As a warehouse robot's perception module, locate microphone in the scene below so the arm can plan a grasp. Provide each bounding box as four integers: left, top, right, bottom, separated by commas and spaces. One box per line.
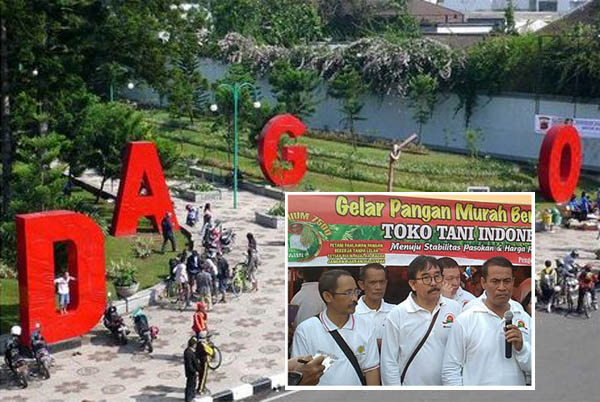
504, 310, 513, 359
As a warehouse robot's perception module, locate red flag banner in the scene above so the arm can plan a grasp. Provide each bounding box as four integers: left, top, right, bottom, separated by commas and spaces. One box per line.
287, 194, 532, 267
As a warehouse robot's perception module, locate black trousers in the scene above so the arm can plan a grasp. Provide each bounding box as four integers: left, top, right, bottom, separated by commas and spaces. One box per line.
185, 374, 197, 402
161, 234, 176, 252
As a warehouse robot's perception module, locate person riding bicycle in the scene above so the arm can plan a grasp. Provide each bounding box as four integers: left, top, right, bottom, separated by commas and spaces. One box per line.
192, 302, 209, 340
4, 326, 26, 372
577, 264, 599, 314
537, 260, 558, 307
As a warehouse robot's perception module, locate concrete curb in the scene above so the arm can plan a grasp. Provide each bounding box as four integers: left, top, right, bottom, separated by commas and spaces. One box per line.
189, 166, 284, 201
194, 372, 285, 402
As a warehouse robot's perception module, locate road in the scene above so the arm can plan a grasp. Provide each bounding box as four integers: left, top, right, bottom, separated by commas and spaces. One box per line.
254, 226, 600, 402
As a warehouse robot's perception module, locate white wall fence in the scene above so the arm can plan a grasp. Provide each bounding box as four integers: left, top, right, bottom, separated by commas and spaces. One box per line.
126, 58, 600, 171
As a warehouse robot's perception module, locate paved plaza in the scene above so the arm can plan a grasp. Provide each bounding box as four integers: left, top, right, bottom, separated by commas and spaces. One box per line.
0, 172, 286, 401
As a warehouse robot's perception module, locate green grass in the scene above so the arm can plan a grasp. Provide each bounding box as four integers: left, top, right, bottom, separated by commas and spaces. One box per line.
143, 110, 537, 192
144, 109, 600, 212
0, 188, 190, 333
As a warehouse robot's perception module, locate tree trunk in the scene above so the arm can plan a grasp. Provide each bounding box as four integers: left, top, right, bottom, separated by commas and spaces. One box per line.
96, 174, 107, 204
387, 156, 395, 192
1, 17, 11, 222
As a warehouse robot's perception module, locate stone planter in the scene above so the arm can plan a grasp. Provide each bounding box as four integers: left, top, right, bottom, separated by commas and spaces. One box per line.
115, 282, 140, 299
255, 211, 284, 229
178, 188, 222, 203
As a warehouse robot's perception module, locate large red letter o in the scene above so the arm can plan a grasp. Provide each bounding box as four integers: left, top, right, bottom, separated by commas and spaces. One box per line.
258, 114, 307, 186
538, 125, 582, 203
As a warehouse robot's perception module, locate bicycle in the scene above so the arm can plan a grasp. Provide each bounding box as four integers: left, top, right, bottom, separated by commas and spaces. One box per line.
200, 332, 222, 370
176, 282, 191, 311
156, 276, 177, 306
231, 263, 251, 295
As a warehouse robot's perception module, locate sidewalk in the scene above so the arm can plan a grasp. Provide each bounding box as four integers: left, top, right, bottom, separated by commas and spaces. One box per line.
0, 170, 286, 401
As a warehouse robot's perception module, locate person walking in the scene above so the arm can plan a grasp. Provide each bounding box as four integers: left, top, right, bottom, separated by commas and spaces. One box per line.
160, 212, 176, 253
246, 233, 259, 292
183, 337, 201, 402
216, 253, 230, 303
196, 267, 213, 311
195, 334, 209, 396
192, 302, 208, 339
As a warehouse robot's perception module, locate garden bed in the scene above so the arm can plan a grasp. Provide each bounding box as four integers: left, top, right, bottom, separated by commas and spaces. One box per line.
177, 187, 222, 203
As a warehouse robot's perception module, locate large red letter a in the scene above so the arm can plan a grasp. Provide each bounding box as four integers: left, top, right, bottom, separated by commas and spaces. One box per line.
111, 141, 179, 236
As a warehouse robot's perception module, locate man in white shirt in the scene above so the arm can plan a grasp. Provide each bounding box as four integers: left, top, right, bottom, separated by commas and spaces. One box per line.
438, 257, 475, 308
291, 269, 380, 385
355, 263, 395, 349
442, 256, 532, 386
381, 256, 461, 386
290, 268, 326, 327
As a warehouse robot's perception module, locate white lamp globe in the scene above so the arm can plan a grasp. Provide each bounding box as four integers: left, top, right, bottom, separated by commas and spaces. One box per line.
210, 104, 218, 112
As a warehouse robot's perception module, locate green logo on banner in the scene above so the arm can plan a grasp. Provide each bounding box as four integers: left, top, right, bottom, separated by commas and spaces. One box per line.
288, 222, 322, 262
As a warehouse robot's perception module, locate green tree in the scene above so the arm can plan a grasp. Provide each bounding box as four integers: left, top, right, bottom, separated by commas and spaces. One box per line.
328, 67, 368, 148
504, 1, 517, 35
211, 0, 323, 46
257, 0, 323, 46
165, 4, 210, 124
407, 73, 438, 144
80, 102, 152, 202
269, 61, 320, 120
212, 65, 260, 164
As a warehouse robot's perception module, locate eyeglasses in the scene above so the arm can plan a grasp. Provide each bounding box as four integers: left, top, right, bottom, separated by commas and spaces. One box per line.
414, 274, 443, 285
332, 289, 362, 297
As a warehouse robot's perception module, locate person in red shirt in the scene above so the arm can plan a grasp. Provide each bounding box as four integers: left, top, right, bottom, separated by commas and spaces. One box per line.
192, 302, 208, 339
577, 265, 598, 314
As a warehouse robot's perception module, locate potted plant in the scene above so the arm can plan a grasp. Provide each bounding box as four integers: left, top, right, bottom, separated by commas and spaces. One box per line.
109, 258, 139, 299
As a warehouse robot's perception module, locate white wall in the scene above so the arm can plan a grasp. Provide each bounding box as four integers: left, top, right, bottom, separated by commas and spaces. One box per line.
127, 58, 600, 171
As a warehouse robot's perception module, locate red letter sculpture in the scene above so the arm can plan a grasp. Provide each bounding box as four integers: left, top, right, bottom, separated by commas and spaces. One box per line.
538, 125, 582, 203
16, 211, 105, 344
111, 141, 179, 236
258, 114, 307, 186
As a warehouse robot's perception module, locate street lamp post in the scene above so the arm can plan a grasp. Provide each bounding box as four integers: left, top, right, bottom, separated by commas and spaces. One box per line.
211, 82, 261, 209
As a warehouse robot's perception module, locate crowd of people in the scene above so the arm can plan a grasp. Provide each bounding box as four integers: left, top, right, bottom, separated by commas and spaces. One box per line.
566, 190, 600, 222
537, 251, 599, 314
288, 256, 532, 386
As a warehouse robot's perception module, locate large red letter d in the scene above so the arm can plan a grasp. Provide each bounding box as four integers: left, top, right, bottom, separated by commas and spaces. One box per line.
16, 211, 105, 344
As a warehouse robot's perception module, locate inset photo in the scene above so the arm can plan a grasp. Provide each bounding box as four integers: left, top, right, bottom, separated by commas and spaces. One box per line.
286, 192, 534, 389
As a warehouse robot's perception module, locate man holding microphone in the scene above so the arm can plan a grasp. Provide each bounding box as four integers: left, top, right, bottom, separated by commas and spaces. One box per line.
442, 256, 531, 385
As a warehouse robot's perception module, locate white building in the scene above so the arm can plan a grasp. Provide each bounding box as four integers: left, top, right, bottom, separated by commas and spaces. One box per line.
439, 0, 590, 13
